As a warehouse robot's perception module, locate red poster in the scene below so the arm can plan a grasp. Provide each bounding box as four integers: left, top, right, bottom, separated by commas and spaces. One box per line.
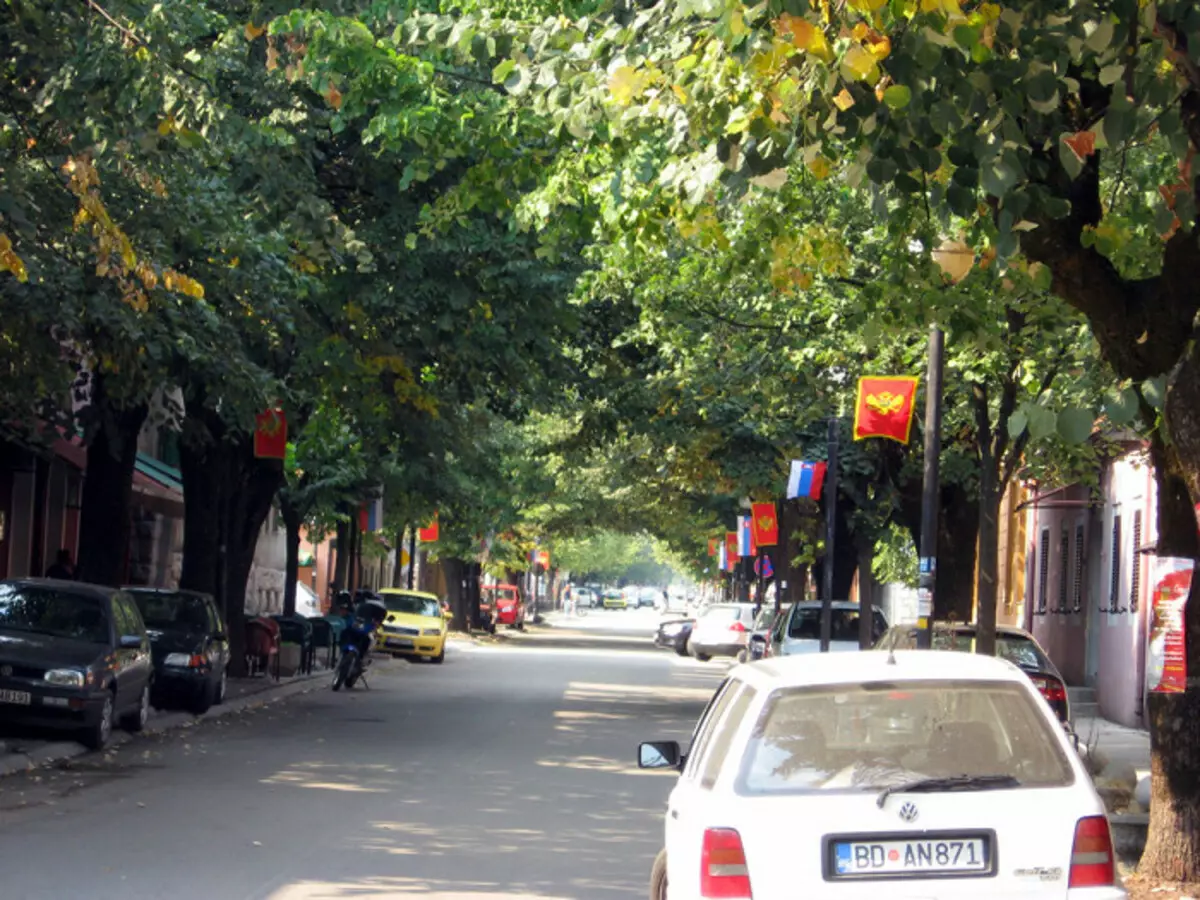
418, 514, 439, 542
253, 409, 287, 459
1147, 557, 1193, 694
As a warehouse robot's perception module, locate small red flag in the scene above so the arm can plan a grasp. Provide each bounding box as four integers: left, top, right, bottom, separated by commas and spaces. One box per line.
253, 409, 287, 459
418, 514, 439, 542
725, 531, 738, 564
751, 502, 779, 547
536, 550, 551, 569
853, 376, 918, 443
707, 538, 719, 557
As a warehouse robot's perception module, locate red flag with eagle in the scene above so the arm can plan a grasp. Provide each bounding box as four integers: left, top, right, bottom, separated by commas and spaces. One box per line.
750, 502, 779, 547
853, 376, 919, 443
253, 409, 287, 459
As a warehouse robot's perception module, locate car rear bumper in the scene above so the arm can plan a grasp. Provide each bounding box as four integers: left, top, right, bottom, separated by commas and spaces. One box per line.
153, 668, 209, 701
691, 641, 745, 658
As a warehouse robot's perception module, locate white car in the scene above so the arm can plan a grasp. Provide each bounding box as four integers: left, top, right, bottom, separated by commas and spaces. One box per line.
689, 603, 758, 662
770, 600, 888, 656
639, 651, 1122, 900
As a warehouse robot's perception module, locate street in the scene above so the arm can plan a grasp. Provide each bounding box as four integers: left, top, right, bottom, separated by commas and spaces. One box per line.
0, 612, 722, 899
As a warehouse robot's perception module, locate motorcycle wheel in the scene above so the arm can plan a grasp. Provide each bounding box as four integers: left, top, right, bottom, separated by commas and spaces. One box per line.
332, 652, 355, 691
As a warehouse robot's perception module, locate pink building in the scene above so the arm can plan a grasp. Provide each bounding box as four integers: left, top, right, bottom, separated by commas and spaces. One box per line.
1022, 441, 1156, 728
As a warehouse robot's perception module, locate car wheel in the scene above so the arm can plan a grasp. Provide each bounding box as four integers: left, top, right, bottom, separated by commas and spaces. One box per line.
693, 647, 711, 661
121, 684, 151, 732
516, 621, 525, 631
431, 645, 445, 664
649, 849, 667, 900
214, 667, 227, 705
674, 639, 690, 658
736, 649, 749, 664
82, 692, 115, 751
192, 675, 217, 716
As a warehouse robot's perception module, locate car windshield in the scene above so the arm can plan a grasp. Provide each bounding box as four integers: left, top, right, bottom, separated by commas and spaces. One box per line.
0, 584, 110, 644
737, 679, 1073, 796
753, 607, 779, 630
381, 593, 441, 618
132, 593, 210, 631
789, 607, 884, 642
933, 631, 1054, 672
702, 605, 745, 622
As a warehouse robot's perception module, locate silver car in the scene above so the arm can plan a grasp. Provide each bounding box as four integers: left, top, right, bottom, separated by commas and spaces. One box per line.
769, 601, 887, 657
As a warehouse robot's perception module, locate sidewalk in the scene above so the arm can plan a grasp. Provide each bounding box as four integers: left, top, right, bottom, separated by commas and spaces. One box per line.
0, 668, 328, 778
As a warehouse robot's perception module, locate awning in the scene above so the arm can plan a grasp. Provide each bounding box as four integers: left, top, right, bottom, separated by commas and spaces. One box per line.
52, 437, 184, 517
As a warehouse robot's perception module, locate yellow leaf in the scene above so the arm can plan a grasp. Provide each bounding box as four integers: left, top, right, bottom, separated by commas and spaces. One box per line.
671, 83, 690, 104
608, 66, 645, 105
266, 40, 279, 72
0, 234, 28, 283
866, 33, 891, 60
157, 117, 175, 135
808, 156, 832, 179
841, 44, 878, 81
729, 9, 747, 37
932, 239, 974, 282
776, 13, 815, 50
325, 83, 343, 109
832, 88, 855, 110
849, 0, 888, 10
244, 22, 266, 40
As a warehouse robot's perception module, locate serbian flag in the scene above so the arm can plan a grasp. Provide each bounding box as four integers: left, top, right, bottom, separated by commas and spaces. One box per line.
853, 376, 919, 443
787, 460, 827, 500
725, 531, 738, 564
359, 497, 383, 533
253, 409, 287, 459
418, 514, 439, 542
737, 516, 756, 557
751, 502, 778, 547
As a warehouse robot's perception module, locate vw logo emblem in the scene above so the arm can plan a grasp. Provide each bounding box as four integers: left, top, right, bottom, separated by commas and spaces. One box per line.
0, 665, 11, 677
898, 802, 919, 823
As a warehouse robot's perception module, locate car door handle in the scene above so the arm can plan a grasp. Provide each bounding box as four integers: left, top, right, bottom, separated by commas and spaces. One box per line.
669, 808, 679, 819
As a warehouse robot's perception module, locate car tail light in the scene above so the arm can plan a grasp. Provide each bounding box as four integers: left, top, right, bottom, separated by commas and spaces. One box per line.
730, 622, 746, 633
1068, 816, 1115, 887
701, 828, 752, 898
1030, 674, 1068, 704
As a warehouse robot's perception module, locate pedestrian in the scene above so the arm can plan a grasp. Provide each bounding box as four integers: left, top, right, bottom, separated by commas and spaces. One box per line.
44, 548, 75, 580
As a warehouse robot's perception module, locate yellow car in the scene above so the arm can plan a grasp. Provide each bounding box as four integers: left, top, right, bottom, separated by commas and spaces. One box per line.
374, 589, 448, 663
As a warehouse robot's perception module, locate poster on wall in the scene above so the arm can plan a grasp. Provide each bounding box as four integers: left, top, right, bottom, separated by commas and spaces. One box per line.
1147, 556, 1194, 694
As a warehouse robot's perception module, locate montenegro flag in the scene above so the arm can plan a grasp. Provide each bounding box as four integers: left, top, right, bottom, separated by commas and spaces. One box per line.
750, 502, 779, 547
853, 376, 919, 443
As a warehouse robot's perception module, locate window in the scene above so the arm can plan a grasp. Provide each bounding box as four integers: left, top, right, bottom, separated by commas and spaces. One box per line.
118, 596, 147, 637
788, 607, 887, 642
1057, 528, 1070, 614
700, 686, 758, 789
1037, 529, 1050, 615
737, 680, 1073, 795
1109, 515, 1123, 614
1072, 523, 1085, 614
0, 585, 111, 644
1130, 511, 1143, 614
683, 679, 736, 781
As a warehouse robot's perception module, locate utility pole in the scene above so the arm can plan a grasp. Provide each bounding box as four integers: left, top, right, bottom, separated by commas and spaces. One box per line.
820, 416, 838, 652
917, 325, 945, 649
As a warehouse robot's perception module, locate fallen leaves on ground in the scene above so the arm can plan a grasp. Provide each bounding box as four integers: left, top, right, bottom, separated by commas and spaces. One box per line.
1124, 872, 1200, 900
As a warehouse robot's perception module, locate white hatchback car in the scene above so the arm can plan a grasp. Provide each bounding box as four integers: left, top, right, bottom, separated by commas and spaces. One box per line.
639, 651, 1123, 900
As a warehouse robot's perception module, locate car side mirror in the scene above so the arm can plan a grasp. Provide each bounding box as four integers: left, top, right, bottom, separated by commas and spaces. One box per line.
638, 740, 683, 770
119, 635, 143, 649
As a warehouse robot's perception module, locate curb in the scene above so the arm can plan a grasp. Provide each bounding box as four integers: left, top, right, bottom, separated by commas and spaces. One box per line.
0, 670, 327, 779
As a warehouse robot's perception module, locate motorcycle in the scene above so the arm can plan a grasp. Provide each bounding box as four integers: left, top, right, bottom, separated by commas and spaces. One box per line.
332, 615, 376, 691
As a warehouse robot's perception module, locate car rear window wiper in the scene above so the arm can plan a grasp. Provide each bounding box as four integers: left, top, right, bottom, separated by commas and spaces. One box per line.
876, 774, 1020, 808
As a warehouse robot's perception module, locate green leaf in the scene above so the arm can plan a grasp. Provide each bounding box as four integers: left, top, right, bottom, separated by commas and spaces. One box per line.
1142, 376, 1166, 410
980, 157, 1018, 198
1007, 409, 1028, 438
1057, 407, 1094, 444
492, 59, 516, 85
883, 85, 911, 110
1026, 404, 1057, 442
1104, 387, 1139, 425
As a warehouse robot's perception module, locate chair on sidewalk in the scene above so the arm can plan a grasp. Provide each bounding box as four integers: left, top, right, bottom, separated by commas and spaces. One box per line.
272, 614, 315, 675
245, 617, 281, 679
308, 617, 337, 670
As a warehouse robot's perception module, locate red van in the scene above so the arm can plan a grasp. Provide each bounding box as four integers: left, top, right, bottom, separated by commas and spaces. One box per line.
489, 584, 526, 630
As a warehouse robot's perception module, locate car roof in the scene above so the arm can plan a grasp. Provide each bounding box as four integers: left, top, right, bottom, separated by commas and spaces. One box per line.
378, 588, 440, 601
791, 601, 868, 611
124, 586, 213, 601
743, 649, 1028, 689
891, 621, 1036, 639
1, 578, 117, 601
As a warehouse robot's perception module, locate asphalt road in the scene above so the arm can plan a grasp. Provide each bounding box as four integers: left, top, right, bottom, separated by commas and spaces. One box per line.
0, 613, 727, 900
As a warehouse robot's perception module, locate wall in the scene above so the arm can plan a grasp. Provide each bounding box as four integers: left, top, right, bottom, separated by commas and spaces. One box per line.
1027, 484, 1092, 687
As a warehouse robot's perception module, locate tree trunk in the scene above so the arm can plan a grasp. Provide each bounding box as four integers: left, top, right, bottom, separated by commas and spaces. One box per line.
76, 390, 148, 586
899, 479, 979, 623
443, 557, 467, 632
332, 513, 350, 592
857, 539, 875, 649
813, 499, 858, 600
466, 562, 483, 630
392, 526, 406, 587
281, 496, 301, 617
975, 458, 1001, 657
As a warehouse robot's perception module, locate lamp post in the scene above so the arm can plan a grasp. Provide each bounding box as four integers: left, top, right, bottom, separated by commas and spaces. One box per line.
916, 325, 945, 649
820, 416, 839, 653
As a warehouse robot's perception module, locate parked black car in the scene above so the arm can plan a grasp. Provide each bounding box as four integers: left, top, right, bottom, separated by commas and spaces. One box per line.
127, 588, 230, 714
0, 579, 153, 750
875, 621, 1072, 723
654, 617, 693, 656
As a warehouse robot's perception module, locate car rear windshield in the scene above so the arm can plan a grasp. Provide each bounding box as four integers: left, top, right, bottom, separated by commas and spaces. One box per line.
934, 631, 1054, 672
737, 679, 1073, 796
382, 594, 440, 617
132, 593, 210, 630
0, 585, 110, 644
789, 607, 885, 642
703, 605, 750, 622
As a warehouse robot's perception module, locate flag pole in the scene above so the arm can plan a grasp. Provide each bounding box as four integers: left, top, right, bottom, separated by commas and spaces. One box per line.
820, 416, 838, 653
917, 325, 945, 650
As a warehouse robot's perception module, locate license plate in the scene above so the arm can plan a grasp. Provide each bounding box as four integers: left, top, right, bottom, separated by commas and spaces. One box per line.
386, 638, 414, 649
0, 689, 31, 705
833, 837, 989, 878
